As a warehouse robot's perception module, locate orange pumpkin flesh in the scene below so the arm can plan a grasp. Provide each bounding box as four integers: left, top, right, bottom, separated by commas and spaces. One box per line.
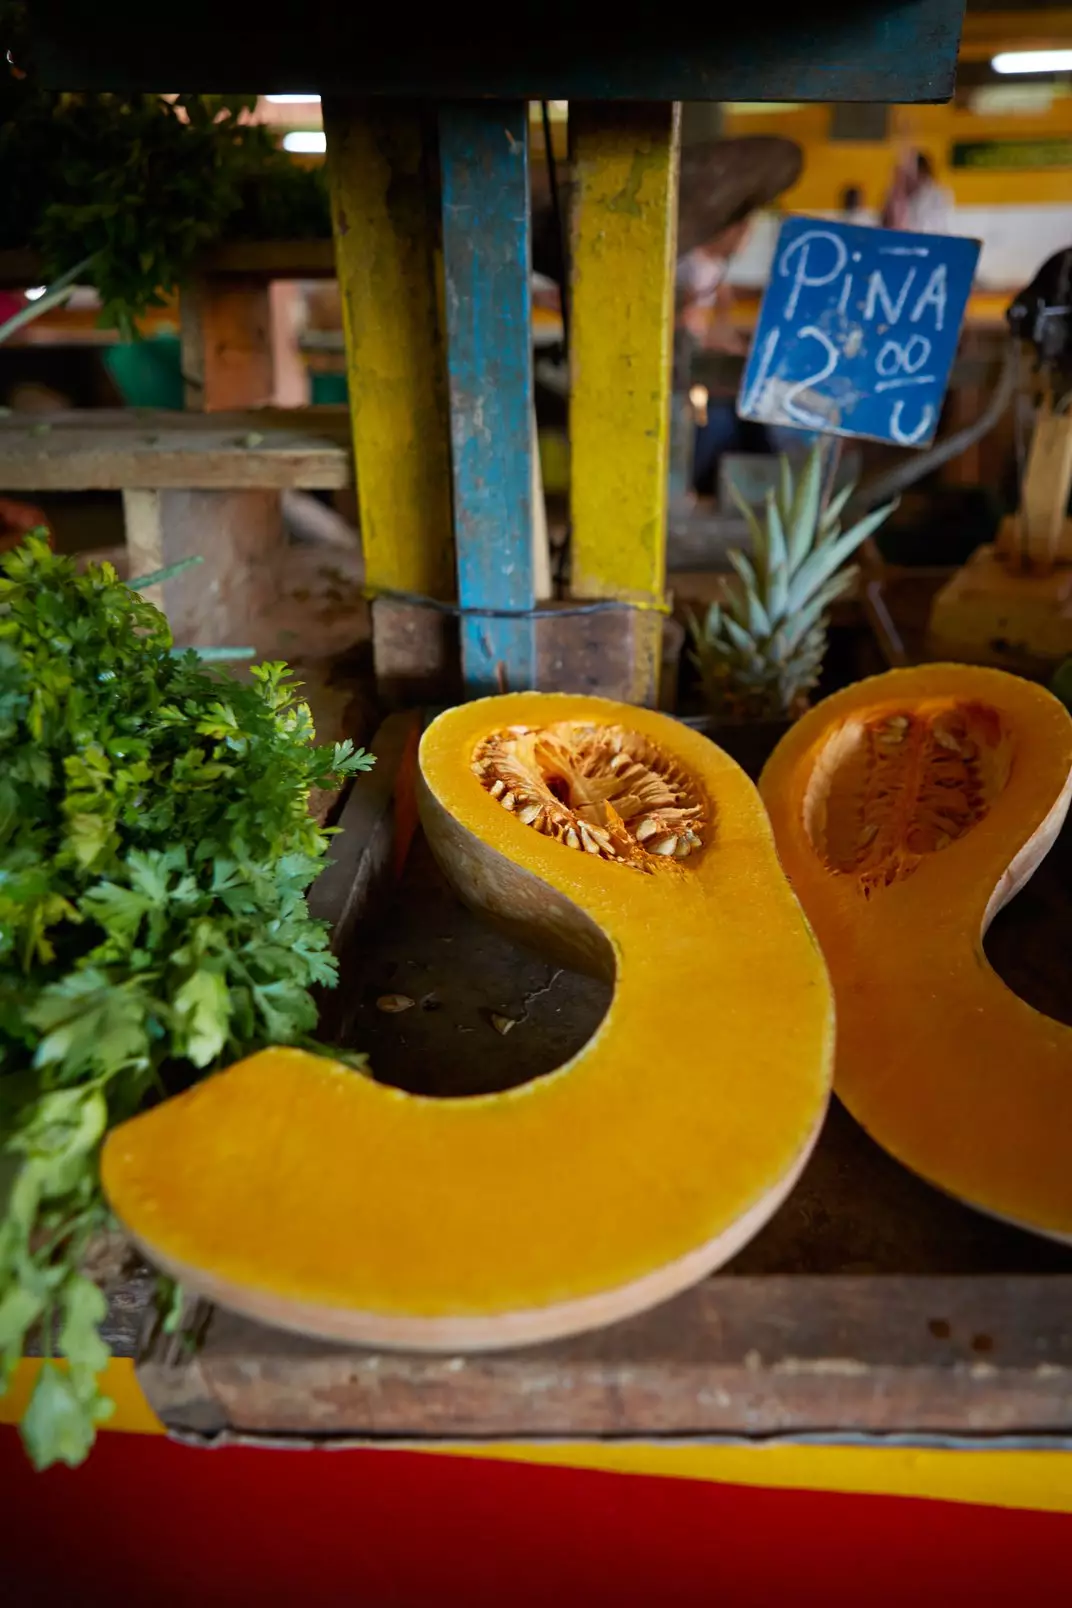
101, 694, 833, 1349
760, 664, 1072, 1242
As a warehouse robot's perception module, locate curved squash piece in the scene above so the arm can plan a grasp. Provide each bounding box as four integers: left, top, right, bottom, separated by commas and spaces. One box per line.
760, 664, 1072, 1242
102, 694, 832, 1349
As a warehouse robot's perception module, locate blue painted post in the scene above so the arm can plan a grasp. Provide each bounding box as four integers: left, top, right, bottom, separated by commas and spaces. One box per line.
439, 102, 535, 697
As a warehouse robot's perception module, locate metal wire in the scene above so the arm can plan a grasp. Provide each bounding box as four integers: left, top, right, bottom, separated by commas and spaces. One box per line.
539, 99, 573, 599
1012, 338, 1030, 566
849, 343, 1019, 517
366, 587, 669, 619
540, 100, 569, 351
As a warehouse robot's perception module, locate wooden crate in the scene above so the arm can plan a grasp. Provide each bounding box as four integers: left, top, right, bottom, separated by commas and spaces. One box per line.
124, 709, 1072, 1449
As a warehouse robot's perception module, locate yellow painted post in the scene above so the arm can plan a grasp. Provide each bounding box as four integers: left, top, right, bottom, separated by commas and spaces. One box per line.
569, 103, 680, 707
323, 99, 456, 699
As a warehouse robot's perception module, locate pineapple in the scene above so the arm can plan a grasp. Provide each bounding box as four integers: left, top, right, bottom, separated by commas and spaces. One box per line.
690, 446, 895, 721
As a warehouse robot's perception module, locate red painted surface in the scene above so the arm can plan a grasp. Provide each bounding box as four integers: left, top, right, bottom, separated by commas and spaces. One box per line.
6, 1427, 1072, 1608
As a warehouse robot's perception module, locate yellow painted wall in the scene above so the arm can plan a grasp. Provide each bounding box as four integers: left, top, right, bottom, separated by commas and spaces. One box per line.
723, 100, 1072, 212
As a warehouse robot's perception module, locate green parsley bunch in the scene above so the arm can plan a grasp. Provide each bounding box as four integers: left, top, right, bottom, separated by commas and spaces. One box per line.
0, 537, 372, 1468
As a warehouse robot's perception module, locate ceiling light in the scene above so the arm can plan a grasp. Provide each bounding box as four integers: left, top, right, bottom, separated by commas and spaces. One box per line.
283, 131, 327, 154
992, 50, 1072, 75
266, 93, 321, 104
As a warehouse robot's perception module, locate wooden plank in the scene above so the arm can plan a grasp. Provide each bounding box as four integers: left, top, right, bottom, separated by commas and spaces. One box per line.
535, 606, 679, 706
180, 272, 274, 412
307, 709, 422, 964
0, 407, 350, 435
124, 489, 285, 647
122, 490, 166, 610
200, 239, 336, 278
323, 99, 456, 700
0, 412, 351, 491
439, 100, 535, 696
569, 103, 679, 706
323, 100, 453, 600
0, 242, 335, 291
29, 2, 967, 103
366, 600, 461, 709
136, 1275, 1072, 1441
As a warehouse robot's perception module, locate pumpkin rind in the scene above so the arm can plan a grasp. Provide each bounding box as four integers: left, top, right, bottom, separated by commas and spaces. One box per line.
101, 693, 833, 1349
760, 664, 1072, 1242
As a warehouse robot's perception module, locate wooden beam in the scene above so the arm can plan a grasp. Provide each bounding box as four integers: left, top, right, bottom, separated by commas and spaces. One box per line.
120, 488, 284, 647
0, 411, 351, 491
30, 3, 968, 104
324, 99, 456, 701
0, 243, 337, 292
440, 101, 536, 696
324, 99, 453, 602
180, 273, 275, 412
569, 102, 679, 707
200, 240, 337, 278
136, 1275, 1072, 1441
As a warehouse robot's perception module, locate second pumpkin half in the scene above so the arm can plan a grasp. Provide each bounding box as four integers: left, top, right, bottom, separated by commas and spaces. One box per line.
761, 663, 1072, 1242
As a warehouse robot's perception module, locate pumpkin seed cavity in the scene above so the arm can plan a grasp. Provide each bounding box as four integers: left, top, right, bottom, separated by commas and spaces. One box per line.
472, 722, 707, 869
804, 699, 1014, 896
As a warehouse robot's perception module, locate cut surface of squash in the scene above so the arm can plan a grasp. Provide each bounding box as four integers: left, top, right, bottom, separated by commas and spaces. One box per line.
102, 694, 833, 1349
760, 664, 1072, 1242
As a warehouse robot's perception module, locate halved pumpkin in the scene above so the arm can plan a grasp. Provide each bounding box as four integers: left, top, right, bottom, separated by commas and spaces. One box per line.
760, 664, 1072, 1241
102, 693, 833, 1349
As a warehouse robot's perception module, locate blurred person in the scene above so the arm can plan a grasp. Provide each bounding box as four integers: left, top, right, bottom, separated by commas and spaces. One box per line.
674, 137, 802, 358
882, 149, 954, 234
531, 135, 803, 494
674, 138, 802, 491
675, 208, 753, 358
839, 184, 871, 226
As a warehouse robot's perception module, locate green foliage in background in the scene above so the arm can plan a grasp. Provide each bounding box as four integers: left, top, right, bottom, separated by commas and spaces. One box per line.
0, 20, 330, 337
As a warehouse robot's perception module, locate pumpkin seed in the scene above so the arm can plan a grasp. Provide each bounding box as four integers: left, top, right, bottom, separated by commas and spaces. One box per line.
376, 994, 415, 1014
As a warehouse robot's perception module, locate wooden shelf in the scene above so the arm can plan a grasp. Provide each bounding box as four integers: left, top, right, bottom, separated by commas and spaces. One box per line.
200, 239, 336, 279
0, 240, 336, 292
0, 408, 353, 491
135, 1273, 1072, 1444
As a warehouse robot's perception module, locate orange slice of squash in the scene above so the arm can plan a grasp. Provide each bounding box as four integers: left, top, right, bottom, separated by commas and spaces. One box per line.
102, 693, 833, 1349
760, 664, 1072, 1242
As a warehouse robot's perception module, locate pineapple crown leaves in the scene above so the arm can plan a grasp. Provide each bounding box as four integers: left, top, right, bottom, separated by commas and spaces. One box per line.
690, 444, 896, 717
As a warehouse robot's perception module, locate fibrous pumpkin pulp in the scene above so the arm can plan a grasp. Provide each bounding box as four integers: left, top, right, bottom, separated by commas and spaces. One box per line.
760, 664, 1072, 1241
102, 694, 833, 1349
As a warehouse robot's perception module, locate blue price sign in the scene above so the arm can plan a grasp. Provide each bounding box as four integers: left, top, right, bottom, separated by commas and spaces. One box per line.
738, 217, 981, 448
